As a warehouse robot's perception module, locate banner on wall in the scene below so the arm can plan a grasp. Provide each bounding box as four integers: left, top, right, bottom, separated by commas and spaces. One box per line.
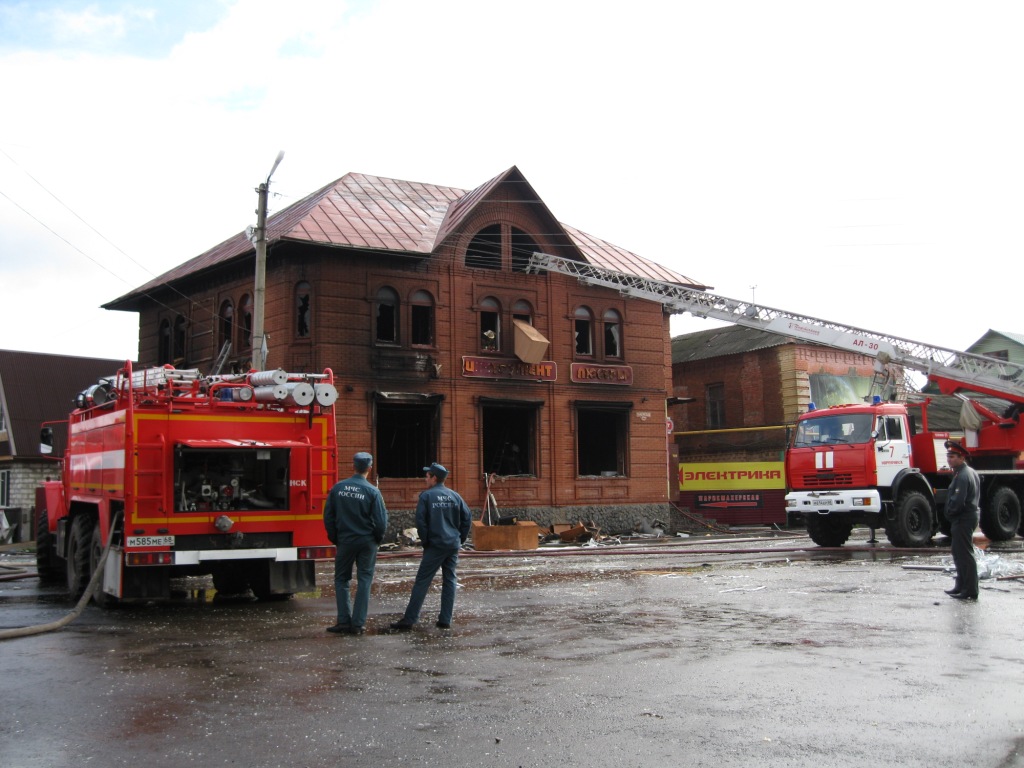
678, 461, 785, 491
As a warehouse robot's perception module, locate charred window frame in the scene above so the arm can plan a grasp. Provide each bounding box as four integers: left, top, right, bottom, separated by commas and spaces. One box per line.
158, 319, 172, 364
410, 289, 435, 347
510, 228, 540, 273
574, 306, 594, 357
173, 315, 187, 363
512, 299, 533, 325
480, 296, 501, 352
706, 383, 726, 429
575, 401, 630, 477
238, 293, 253, 353
375, 286, 399, 345
218, 299, 234, 356
373, 393, 443, 478
481, 398, 540, 477
295, 282, 311, 339
603, 309, 622, 359
466, 224, 502, 270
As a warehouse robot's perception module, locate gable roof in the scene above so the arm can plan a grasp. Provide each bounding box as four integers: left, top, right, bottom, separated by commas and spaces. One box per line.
0, 350, 125, 459
105, 166, 705, 311
671, 324, 792, 364
968, 329, 1024, 351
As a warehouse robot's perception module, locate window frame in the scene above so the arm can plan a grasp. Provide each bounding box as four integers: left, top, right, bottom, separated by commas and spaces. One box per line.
574, 306, 594, 358
374, 286, 400, 346
706, 383, 726, 429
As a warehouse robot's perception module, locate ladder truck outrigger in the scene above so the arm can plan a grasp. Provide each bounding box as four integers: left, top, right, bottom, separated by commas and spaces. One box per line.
35, 361, 340, 604
527, 252, 1024, 548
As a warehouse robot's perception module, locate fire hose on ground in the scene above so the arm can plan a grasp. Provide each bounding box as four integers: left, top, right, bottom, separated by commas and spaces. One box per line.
0, 515, 119, 641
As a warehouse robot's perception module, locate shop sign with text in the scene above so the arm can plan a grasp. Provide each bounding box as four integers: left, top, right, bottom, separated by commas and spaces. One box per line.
678, 461, 785, 491
570, 363, 633, 385
462, 356, 557, 382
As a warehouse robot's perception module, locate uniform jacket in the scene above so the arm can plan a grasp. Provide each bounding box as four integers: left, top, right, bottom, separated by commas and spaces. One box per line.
416, 482, 472, 550
323, 474, 388, 544
946, 463, 980, 521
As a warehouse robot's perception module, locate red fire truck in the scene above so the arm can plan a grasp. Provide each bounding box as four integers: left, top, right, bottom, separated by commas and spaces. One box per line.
528, 252, 1024, 547
35, 361, 339, 604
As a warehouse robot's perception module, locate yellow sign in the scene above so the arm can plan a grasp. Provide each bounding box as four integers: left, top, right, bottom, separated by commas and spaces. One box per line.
678, 461, 785, 491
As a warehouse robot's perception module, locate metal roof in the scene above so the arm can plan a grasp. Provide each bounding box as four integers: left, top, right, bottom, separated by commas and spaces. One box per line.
671, 324, 792, 364
105, 166, 704, 310
0, 350, 126, 458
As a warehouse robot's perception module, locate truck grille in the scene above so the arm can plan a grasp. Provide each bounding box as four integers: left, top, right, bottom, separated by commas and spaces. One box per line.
801, 473, 854, 487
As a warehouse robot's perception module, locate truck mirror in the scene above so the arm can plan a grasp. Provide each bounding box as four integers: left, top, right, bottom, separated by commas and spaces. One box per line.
40, 426, 54, 455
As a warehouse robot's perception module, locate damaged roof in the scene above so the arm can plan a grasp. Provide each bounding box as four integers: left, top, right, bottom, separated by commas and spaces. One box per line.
671, 324, 792, 364
105, 166, 705, 311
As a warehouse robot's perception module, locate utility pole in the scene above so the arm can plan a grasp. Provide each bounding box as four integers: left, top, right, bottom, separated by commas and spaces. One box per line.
251, 150, 285, 371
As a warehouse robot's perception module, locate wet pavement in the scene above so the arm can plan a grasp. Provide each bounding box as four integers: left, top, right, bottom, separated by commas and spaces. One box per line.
2, 529, 1024, 767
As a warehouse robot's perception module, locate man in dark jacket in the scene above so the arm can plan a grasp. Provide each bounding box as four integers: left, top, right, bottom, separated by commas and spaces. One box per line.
390, 463, 472, 631
943, 440, 981, 601
324, 452, 388, 633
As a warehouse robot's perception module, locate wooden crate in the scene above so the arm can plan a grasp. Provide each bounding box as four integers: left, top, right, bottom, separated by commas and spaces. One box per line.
471, 520, 540, 551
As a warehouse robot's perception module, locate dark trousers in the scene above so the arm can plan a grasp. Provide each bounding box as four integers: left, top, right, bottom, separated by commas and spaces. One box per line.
401, 546, 460, 626
334, 536, 379, 628
950, 513, 979, 597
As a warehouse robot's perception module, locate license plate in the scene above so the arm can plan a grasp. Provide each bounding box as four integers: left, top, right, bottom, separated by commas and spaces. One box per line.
127, 535, 175, 547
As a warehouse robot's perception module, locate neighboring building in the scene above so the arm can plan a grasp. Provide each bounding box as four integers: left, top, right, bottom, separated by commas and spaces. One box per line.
103, 167, 706, 533
967, 329, 1024, 365
670, 325, 881, 525
0, 350, 125, 540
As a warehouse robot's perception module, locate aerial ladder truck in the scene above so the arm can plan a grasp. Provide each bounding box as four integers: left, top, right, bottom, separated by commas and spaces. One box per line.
528, 252, 1024, 547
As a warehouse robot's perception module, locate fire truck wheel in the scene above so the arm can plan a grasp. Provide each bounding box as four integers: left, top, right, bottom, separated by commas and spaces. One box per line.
65, 515, 92, 597
805, 514, 853, 547
35, 507, 65, 583
886, 490, 933, 548
980, 486, 1022, 542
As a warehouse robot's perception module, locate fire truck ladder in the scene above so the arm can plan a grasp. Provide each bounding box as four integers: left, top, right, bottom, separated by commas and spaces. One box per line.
527, 251, 1024, 403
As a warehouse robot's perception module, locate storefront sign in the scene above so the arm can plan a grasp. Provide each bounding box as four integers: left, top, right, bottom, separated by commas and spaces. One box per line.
694, 492, 765, 510
462, 356, 557, 382
570, 363, 633, 385
678, 461, 785, 491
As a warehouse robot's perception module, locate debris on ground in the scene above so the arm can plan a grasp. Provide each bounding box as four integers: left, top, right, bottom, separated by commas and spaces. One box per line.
633, 518, 665, 537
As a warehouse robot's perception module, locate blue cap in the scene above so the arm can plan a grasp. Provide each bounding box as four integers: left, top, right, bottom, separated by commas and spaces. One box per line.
423, 462, 448, 480
354, 452, 373, 471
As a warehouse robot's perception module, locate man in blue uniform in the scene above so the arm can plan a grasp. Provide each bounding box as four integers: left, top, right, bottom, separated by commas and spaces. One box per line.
943, 440, 981, 601
324, 452, 388, 633
390, 463, 472, 631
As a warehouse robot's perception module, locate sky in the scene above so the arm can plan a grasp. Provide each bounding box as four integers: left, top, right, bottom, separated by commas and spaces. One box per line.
2, 0, 1023, 363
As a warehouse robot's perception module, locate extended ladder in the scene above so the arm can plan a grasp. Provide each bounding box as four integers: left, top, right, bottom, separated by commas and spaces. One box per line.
527, 251, 1024, 403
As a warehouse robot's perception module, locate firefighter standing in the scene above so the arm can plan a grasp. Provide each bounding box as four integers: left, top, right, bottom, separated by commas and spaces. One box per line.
323, 452, 388, 633
943, 440, 981, 601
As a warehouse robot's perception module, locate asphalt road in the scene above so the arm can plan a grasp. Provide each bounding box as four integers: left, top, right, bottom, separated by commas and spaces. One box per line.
2, 530, 1024, 768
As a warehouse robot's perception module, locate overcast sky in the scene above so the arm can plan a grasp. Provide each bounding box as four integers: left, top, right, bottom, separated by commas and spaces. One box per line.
2, 0, 1022, 363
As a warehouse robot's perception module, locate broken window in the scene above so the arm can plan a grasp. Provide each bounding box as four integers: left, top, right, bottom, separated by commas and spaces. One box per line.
574, 306, 593, 356
374, 395, 441, 478
158, 319, 172, 364
576, 403, 629, 476
410, 289, 435, 347
218, 300, 234, 356
512, 299, 533, 325
296, 282, 311, 338
173, 315, 187, 363
707, 383, 725, 429
510, 228, 540, 273
482, 399, 539, 476
238, 293, 253, 352
603, 309, 622, 358
375, 286, 399, 344
480, 296, 501, 352
466, 224, 502, 270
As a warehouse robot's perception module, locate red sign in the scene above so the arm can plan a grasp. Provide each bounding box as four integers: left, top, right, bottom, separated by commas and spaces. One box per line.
462, 356, 557, 382
570, 363, 633, 385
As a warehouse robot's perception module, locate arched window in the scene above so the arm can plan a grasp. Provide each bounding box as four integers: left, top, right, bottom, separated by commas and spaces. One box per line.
603, 309, 622, 358
375, 287, 399, 344
510, 228, 540, 273
574, 306, 593, 356
158, 319, 171, 364
173, 315, 187, 362
512, 299, 533, 325
218, 300, 234, 355
238, 294, 253, 352
410, 289, 435, 347
480, 297, 501, 352
295, 282, 311, 338
466, 224, 502, 270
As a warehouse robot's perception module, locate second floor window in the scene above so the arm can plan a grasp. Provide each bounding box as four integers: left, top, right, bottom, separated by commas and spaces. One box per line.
574, 306, 593, 356
376, 287, 399, 344
707, 383, 726, 429
604, 309, 622, 358
480, 297, 501, 352
296, 282, 311, 338
218, 300, 234, 354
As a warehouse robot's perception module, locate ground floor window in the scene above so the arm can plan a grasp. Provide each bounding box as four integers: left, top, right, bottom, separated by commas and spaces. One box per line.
375, 395, 441, 478
576, 403, 629, 477
481, 399, 539, 476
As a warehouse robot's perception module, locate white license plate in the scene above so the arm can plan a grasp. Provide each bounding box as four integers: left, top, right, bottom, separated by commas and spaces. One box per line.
127, 535, 175, 547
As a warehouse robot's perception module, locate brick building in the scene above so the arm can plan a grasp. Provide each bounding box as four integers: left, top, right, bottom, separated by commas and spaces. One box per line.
670, 325, 880, 525
104, 167, 705, 534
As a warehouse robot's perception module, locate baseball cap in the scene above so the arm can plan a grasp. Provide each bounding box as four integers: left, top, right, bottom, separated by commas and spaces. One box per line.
423, 462, 448, 480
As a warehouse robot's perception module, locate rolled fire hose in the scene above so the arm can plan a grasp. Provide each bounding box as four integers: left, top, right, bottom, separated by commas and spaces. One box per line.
0, 514, 120, 641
